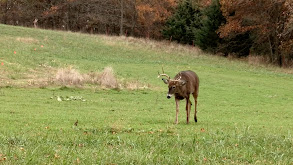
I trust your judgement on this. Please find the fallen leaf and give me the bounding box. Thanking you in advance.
[74,120,78,126]
[54,153,60,159]
[76,158,80,164]
[1,62,3,66]
[0,155,7,161]
[14,51,16,54]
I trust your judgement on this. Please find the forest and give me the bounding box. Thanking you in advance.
[1,0,292,67]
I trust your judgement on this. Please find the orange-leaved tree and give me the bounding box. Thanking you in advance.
[136,0,176,38]
[219,0,293,66]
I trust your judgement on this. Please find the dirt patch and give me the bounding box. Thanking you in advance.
[247,55,271,66]
[16,37,39,44]
[55,66,119,88]
[0,65,150,90]
[125,80,149,90]
[101,35,202,56]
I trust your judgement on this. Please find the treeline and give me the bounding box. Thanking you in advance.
[0,0,176,38]
[163,0,293,67]
[1,0,293,67]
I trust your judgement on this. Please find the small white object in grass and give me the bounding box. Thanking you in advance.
[57,96,62,102]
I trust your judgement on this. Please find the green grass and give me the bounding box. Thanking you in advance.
[0,24,293,164]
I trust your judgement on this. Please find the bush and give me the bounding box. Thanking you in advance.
[97,67,118,88]
[56,67,84,86]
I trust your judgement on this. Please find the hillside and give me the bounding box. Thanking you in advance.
[1,24,292,87]
[0,24,293,164]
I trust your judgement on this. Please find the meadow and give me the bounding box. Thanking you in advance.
[0,24,293,164]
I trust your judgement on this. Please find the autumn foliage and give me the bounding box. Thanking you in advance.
[219,0,293,66]
[0,0,292,66]
[0,0,176,38]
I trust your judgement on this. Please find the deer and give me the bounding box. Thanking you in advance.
[158,69,199,124]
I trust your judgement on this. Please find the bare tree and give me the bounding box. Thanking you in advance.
[120,0,124,35]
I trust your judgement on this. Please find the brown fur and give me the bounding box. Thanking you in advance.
[162,70,199,124]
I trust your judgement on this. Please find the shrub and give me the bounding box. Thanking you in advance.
[97,67,118,88]
[55,67,84,85]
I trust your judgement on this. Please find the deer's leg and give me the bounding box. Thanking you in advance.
[175,98,179,124]
[185,97,191,124]
[193,93,198,122]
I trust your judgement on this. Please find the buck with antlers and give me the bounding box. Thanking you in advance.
[158,70,199,124]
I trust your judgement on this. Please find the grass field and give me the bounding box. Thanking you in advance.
[0,24,293,164]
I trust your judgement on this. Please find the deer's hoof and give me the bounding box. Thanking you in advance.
[194,118,197,122]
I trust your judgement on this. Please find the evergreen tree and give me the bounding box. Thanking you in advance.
[194,0,225,52]
[162,0,201,44]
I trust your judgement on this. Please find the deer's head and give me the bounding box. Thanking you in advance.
[158,72,186,99]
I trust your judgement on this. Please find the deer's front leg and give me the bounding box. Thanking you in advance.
[186,98,191,124]
[175,99,179,124]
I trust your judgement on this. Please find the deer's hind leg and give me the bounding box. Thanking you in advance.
[185,96,192,124]
[192,92,198,122]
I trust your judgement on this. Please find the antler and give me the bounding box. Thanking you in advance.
[157,68,183,82]
[175,72,182,80]
[157,67,170,79]
[157,73,171,79]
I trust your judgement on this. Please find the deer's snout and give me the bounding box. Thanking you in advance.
[167,94,172,99]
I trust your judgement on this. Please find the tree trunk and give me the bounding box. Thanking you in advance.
[278,53,284,67]
[120,0,124,36]
[268,35,275,63]
[2,1,8,24]
[130,0,137,36]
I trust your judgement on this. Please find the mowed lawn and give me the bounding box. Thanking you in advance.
[0,24,293,164]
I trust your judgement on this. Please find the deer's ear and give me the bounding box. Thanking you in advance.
[162,78,169,84]
[179,80,187,86]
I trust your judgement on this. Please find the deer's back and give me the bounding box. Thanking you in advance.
[175,70,199,94]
